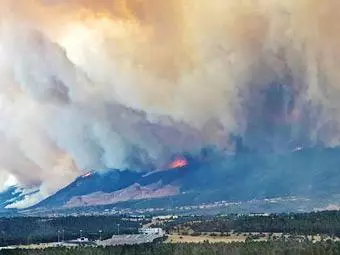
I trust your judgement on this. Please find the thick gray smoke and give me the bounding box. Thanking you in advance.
[0,0,340,207]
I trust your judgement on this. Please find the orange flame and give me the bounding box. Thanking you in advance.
[169,157,188,169]
[82,171,93,178]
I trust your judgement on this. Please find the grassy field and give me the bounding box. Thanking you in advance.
[166,233,249,243]
[165,232,340,244]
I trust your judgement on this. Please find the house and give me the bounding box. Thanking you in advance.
[139,228,164,236]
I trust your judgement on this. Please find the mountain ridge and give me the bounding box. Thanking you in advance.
[5,147,340,212]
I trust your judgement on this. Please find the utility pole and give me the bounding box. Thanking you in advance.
[99,230,102,241]
[62,229,65,242]
[57,230,60,243]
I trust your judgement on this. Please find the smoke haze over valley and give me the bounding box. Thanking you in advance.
[0,0,340,208]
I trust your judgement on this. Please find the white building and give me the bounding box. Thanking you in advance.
[139,228,164,236]
[152,215,178,220]
[76,237,89,243]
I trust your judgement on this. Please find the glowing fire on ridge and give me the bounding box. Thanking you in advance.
[82,171,93,178]
[169,157,188,169]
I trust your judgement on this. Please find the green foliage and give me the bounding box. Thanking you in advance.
[0,216,142,246]
[164,211,340,236]
[2,241,340,255]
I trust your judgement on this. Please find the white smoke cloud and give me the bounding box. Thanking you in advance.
[0,0,339,207]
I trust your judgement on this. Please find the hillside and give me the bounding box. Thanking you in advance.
[26,147,340,212]
[0,186,39,211]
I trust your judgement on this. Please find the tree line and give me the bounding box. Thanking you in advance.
[157,211,340,236]
[0,216,143,246]
[2,240,340,255]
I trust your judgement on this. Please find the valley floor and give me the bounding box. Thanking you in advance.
[166,233,247,243]
[166,233,340,244]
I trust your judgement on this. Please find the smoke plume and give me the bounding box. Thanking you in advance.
[0,0,339,206]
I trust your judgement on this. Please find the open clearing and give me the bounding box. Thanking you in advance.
[166,232,340,244]
[166,234,248,243]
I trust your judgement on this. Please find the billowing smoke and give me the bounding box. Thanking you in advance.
[0,0,339,206]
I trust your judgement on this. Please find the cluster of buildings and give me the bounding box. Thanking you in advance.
[63,227,165,247]
[139,227,165,236]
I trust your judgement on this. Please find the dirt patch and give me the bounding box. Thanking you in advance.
[166,234,247,243]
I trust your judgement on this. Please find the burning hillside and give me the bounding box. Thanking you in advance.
[169,157,188,169]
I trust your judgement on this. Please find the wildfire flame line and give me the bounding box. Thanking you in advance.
[82,171,93,178]
[168,157,188,169]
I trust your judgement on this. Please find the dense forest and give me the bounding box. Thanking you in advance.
[156,211,340,236]
[2,241,340,255]
[0,216,144,246]
[2,210,340,249]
